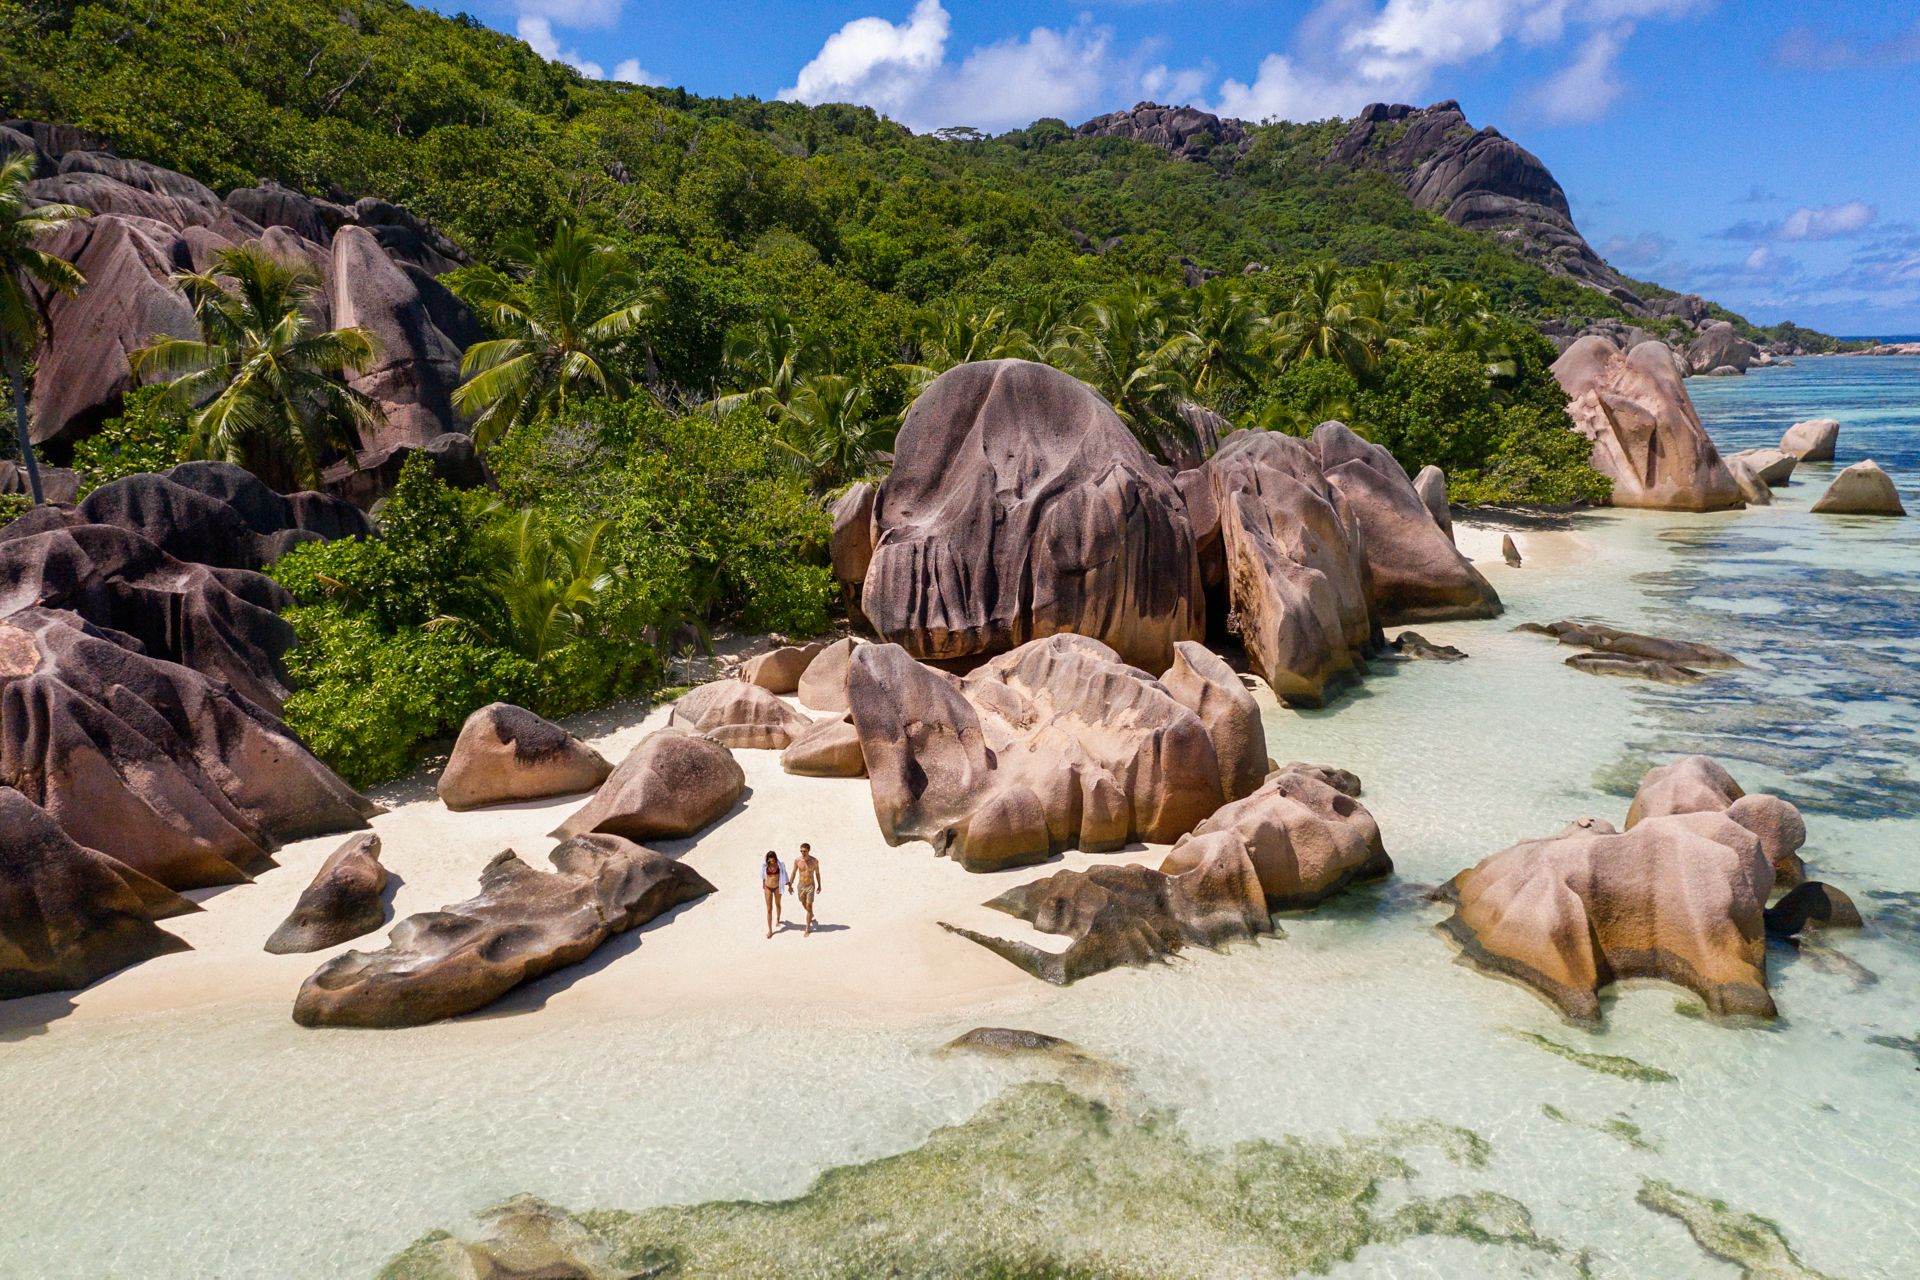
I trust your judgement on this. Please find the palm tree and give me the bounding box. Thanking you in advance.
[431,507,624,663]
[1048,284,1198,457]
[777,373,891,489]
[1178,279,1270,398]
[132,244,381,491]
[0,152,87,505]
[1268,262,1383,375]
[449,220,657,447]
[711,308,829,415]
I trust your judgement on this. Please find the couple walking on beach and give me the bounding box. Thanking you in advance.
[762,843,823,938]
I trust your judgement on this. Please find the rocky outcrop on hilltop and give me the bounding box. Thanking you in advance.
[856,359,1205,673]
[1330,101,1638,305]
[1551,337,1743,510]
[849,635,1261,872]
[1,121,479,492]
[1439,757,1847,1023]
[1074,102,1248,161]
[293,835,715,1027]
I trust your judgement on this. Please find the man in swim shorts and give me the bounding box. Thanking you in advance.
[791,842,823,936]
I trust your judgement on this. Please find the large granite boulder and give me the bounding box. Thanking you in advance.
[1158,641,1266,805]
[1201,431,1372,704]
[848,636,1228,871]
[552,728,744,842]
[328,225,471,452]
[795,636,855,713]
[0,607,378,889]
[1780,418,1839,462]
[1684,321,1758,376]
[1160,763,1389,909]
[860,360,1203,672]
[438,704,612,812]
[667,679,813,749]
[779,713,866,778]
[737,641,826,696]
[1551,337,1743,511]
[1412,465,1453,540]
[0,460,81,504]
[1725,454,1773,506]
[828,483,876,602]
[942,836,1272,984]
[1811,461,1906,516]
[1312,422,1500,623]
[292,836,714,1027]
[1439,758,1815,1023]
[0,785,191,998]
[320,431,490,509]
[1731,448,1797,486]
[263,833,388,954]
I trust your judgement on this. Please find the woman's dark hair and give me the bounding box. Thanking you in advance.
[765,851,777,862]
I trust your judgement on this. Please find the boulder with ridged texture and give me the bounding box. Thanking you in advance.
[779,714,866,778]
[1625,755,1808,887]
[292,836,714,1027]
[0,608,378,890]
[263,833,388,954]
[860,360,1203,672]
[849,637,1227,871]
[1202,431,1372,705]
[941,836,1272,984]
[552,728,743,842]
[438,704,612,812]
[1,785,192,998]
[1780,418,1838,462]
[328,225,470,452]
[1811,461,1906,516]
[796,636,855,713]
[1158,641,1266,804]
[1551,337,1742,511]
[1439,809,1775,1023]
[667,679,813,749]
[1313,422,1500,623]
[1160,763,1389,909]
[737,642,827,695]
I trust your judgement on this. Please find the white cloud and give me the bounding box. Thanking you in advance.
[612,59,661,86]
[514,0,623,28]
[1523,25,1628,123]
[1212,0,1708,124]
[1600,230,1673,267]
[518,15,604,79]
[1745,246,1776,271]
[780,1,1202,134]
[1777,200,1877,241]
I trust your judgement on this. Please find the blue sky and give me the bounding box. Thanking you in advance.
[442,1,1920,334]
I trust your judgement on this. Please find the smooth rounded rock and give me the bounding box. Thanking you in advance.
[552,728,744,842]
[1780,418,1839,462]
[1810,460,1906,516]
[263,833,388,954]
[438,704,612,812]
[668,679,814,749]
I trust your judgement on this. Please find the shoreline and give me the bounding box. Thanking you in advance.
[0,518,1598,1039]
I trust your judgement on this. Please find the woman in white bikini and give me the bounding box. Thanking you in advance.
[761,850,787,939]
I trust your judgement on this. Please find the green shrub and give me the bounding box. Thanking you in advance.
[0,493,29,528]
[69,387,189,495]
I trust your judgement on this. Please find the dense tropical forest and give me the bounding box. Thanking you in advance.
[0,0,1722,782]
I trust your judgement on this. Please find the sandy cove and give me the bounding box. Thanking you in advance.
[9,519,1595,1035]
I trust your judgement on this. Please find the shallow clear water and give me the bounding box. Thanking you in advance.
[3,359,1918,1278]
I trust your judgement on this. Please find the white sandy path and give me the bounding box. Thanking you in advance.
[32,520,1587,1031]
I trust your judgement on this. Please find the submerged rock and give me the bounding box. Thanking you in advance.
[1390,631,1467,661]
[293,835,714,1027]
[0,785,191,998]
[1520,619,1741,668]
[263,833,388,954]
[1550,337,1743,511]
[552,728,744,842]
[1439,757,1820,1023]
[860,359,1203,672]
[850,636,1230,871]
[1780,418,1839,462]
[943,838,1272,984]
[1566,653,1704,683]
[1810,460,1906,516]
[668,678,814,749]
[437,703,612,812]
